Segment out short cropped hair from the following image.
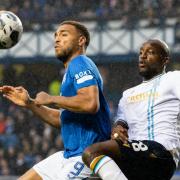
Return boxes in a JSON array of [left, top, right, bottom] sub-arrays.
[[60, 20, 90, 49]]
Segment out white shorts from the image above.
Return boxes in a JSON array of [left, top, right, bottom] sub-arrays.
[[33, 151, 98, 180]]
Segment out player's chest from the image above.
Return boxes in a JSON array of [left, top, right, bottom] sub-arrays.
[[61, 73, 76, 96], [124, 81, 171, 108]]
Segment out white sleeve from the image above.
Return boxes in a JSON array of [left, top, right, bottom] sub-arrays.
[[114, 96, 127, 124], [170, 71, 180, 99]]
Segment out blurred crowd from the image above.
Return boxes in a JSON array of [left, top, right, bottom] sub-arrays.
[[0, 104, 63, 175], [0, 64, 62, 175], [0, 0, 180, 31]]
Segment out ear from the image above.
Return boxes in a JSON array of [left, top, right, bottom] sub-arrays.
[[163, 56, 170, 66], [162, 57, 169, 72], [78, 36, 86, 47]]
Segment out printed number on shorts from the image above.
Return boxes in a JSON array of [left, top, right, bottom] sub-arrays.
[[67, 161, 84, 179], [131, 141, 148, 152]]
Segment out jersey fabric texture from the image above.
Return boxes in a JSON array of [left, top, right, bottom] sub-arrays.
[[115, 71, 180, 166], [60, 55, 111, 158]]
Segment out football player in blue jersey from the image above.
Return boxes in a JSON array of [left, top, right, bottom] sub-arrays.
[[0, 21, 111, 180]]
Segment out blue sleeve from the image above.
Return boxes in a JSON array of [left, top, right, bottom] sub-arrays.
[[69, 61, 98, 91]]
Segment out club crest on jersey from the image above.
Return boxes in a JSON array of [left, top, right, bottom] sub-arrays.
[[75, 70, 93, 84]]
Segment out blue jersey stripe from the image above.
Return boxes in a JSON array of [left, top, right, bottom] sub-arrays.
[[147, 76, 161, 140], [147, 89, 153, 140], [150, 88, 155, 140]]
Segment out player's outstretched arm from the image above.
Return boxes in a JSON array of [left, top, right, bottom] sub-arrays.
[[0, 86, 61, 128], [34, 85, 99, 114], [0, 86, 29, 106]]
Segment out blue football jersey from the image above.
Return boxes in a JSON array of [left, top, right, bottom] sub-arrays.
[[60, 55, 111, 158]]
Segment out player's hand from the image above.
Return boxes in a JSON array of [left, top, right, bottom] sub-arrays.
[[111, 124, 128, 144], [0, 86, 30, 107], [34, 91, 52, 105]]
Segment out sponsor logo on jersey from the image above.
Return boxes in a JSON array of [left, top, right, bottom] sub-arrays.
[[127, 91, 160, 103], [75, 70, 93, 84]]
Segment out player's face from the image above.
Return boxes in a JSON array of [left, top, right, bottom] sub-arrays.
[[54, 24, 80, 63], [138, 42, 165, 80]]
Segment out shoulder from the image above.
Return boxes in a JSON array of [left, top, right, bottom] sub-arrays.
[[68, 56, 87, 74], [162, 71, 180, 81], [69, 55, 92, 71], [164, 70, 180, 75], [70, 55, 91, 66], [68, 55, 98, 80]]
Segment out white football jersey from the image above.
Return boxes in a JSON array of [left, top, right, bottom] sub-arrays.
[[115, 71, 180, 166]]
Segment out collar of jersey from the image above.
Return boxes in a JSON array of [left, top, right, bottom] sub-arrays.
[[142, 72, 165, 83]]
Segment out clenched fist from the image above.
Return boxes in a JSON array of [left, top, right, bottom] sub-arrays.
[[111, 123, 128, 144]]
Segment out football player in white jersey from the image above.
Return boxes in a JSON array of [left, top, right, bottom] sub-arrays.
[[82, 39, 180, 180]]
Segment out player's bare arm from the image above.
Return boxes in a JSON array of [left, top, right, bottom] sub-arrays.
[[0, 85, 60, 128], [34, 85, 99, 114]]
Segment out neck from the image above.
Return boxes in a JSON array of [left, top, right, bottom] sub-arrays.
[[143, 71, 164, 81], [64, 49, 85, 68]]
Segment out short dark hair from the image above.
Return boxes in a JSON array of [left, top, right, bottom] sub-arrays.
[[60, 20, 90, 49]]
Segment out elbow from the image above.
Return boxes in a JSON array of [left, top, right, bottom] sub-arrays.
[[86, 101, 99, 114]]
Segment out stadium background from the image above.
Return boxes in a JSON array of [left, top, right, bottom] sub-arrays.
[[0, 0, 180, 179]]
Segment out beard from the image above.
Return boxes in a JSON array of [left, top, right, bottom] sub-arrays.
[[139, 67, 160, 80], [56, 47, 74, 63], [139, 70, 151, 79]]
